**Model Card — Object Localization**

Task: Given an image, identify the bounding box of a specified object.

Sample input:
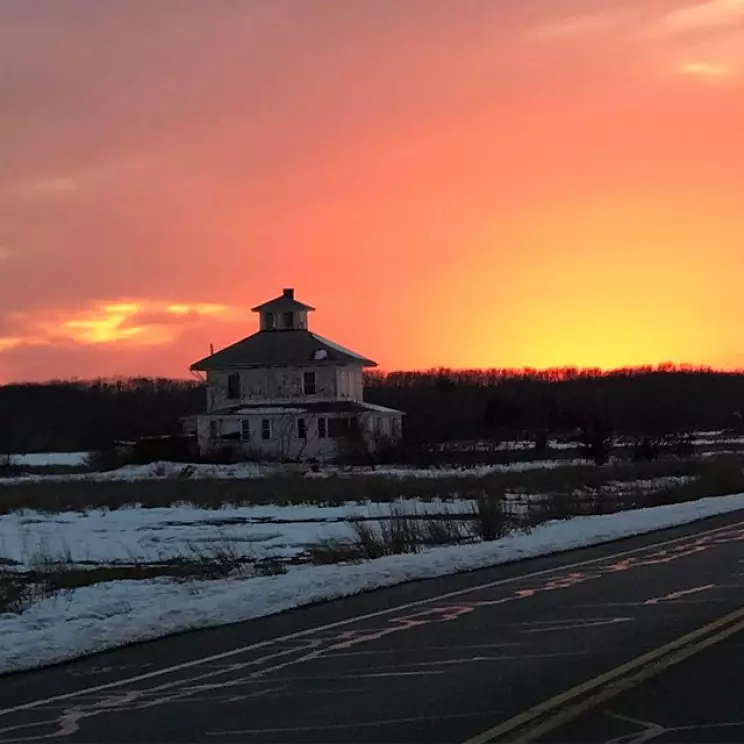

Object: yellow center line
[462,605,744,744]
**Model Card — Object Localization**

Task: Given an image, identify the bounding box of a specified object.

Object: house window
[264,312,275,330]
[209,420,219,440]
[303,371,316,395]
[241,420,250,441]
[297,418,307,439]
[261,419,271,440]
[392,418,401,438]
[283,311,294,329]
[227,373,241,400]
[318,417,327,439]
[328,418,350,438]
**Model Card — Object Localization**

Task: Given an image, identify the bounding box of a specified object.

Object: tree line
[2,366,744,454]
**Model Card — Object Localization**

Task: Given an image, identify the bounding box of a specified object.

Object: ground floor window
[318,417,327,438]
[261,419,271,440]
[241,420,250,441]
[297,418,307,439]
[328,417,359,438]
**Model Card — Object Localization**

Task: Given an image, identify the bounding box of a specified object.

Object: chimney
[283,288,294,299]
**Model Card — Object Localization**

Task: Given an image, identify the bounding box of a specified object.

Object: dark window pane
[303,371,316,395]
[227,373,241,400]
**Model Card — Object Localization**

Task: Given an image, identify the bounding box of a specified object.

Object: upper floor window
[227,373,241,400]
[303,371,316,395]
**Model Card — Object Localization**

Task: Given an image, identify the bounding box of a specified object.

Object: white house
[187,288,404,461]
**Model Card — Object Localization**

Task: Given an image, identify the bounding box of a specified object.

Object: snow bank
[3,492,744,674]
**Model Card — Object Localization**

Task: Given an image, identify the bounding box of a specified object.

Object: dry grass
[1,455,736,514]
[307,456,744,564]
[4,455,744,614]
[0,537,286,616]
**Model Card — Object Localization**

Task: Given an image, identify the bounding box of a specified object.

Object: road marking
[519,617,631,632]
[212,709,499,735]
[1,515,743,719]
[644,584,715,605]
[461,605,744,744]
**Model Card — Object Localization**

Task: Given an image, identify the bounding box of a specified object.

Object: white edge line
[0,516,742,717]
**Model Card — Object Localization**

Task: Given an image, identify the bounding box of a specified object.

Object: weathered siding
[335,366,364,401]
[195,409,403,461]
[207,365,340,410]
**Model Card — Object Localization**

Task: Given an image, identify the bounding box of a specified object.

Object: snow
[3,492,744,674]
[0,458,593,485]
[6,452,89,467]
[1,502,471,567]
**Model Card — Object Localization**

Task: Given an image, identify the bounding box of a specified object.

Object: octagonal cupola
[251,288,316,331]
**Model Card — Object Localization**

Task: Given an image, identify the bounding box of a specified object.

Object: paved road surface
[4,509,744,743]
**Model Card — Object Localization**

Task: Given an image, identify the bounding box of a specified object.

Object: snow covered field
[3,491,744,674]
[0,500,476,568]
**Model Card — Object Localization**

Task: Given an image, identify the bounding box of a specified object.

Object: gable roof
[190,330,377,371]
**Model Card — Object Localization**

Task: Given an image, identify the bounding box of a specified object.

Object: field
[3,434,744,674]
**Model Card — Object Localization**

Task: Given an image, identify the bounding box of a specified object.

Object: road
[3,509,744,744]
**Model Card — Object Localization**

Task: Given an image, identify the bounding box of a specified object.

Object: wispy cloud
[657,0,744,35]
[0,300,243,354]
[680,60,732,76]
[524,10,633,40]
[16,157,151,199]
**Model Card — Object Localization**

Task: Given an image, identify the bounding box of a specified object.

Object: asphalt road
[4,509,744,744]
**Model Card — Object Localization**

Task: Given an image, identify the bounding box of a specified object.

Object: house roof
[200,401,405,416]
[190,330,377,371]
[251,288,315,314]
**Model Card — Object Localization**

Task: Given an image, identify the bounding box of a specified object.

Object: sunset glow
[1,1,744,382]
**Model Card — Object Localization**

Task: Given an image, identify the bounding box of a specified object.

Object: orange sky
[1,0,744,382]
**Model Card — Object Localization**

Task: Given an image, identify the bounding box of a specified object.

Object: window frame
[226,372,241,400]
[241,419,250,441]
[317,417,327,439]
[297,418,307,440]
[283,311,294,329]
[261,419,272,440]
[303,371,317,395]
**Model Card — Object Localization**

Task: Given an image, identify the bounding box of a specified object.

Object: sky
[1,0,744,382]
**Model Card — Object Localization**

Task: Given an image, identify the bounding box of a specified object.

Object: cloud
[0,300,244,356]
[657,0,744,35]
[524,11,632,40]
[679,60,732,76]
[15,157,151,200]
